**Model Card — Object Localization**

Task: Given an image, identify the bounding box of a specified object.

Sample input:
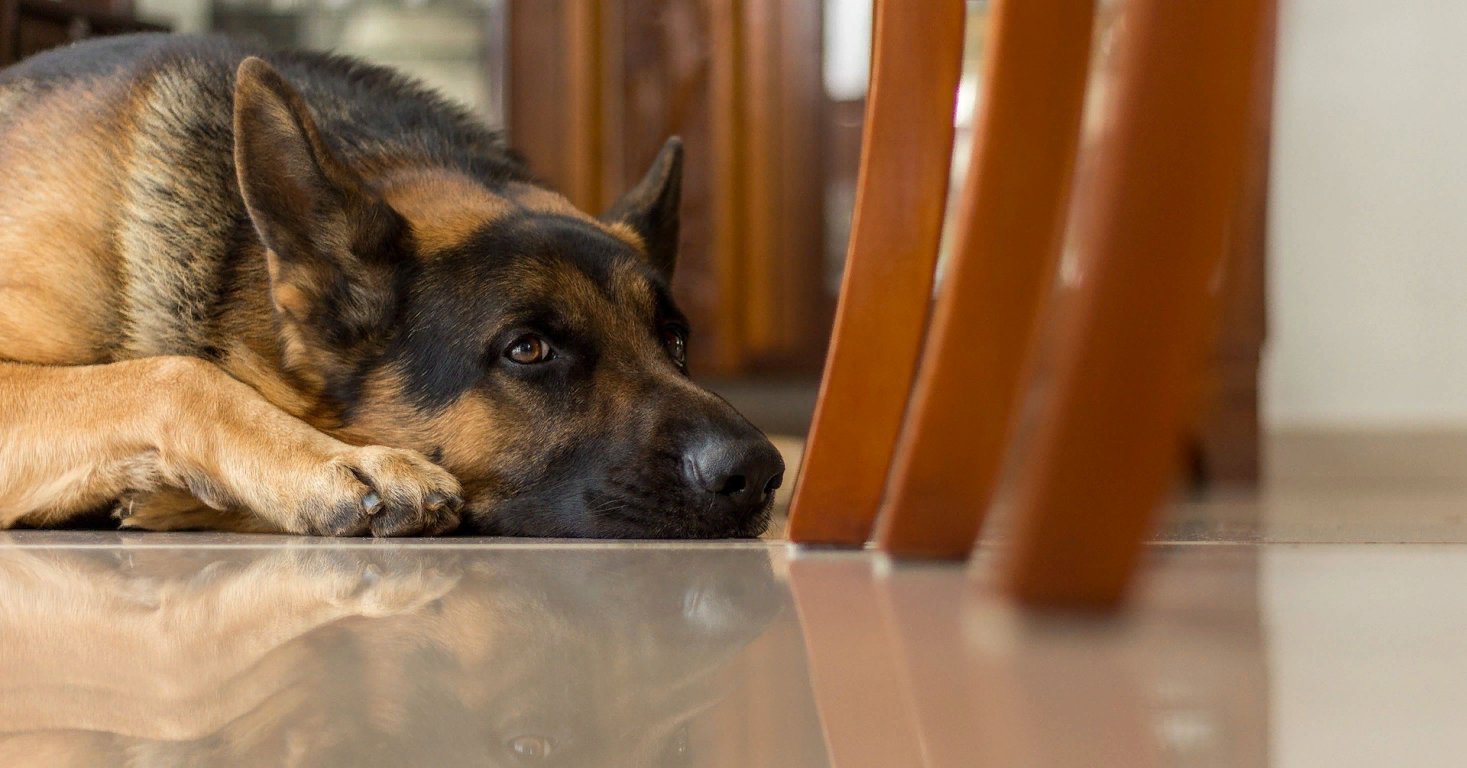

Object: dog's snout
[685,437,785,506]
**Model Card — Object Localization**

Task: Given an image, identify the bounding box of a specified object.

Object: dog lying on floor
[0,34,783,537]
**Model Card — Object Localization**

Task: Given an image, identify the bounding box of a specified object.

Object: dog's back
[0,34,528,366]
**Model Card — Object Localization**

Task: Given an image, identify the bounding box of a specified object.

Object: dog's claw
[111,495,136,520]
[424,491,458,512]
[309,446,462,536]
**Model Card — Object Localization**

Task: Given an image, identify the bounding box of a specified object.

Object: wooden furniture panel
[1192,0,1278,489]
[735,0,826,371]
[1,0,163,66]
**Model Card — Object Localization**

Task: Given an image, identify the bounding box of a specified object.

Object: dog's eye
[505,334,555,365]
[662,326,687,367]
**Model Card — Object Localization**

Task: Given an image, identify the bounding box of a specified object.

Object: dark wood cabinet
[1,0,165,66]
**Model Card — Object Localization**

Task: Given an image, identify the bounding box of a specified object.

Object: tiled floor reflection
[2,534,1465,766]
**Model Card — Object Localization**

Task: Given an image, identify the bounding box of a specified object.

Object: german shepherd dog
[0,34,784,537]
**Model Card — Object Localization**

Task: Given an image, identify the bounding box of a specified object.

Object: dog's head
[231,58,783,538]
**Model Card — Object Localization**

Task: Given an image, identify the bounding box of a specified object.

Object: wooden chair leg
[1003,0,1269,607]
[785,0,965,546]
[874,0,1095,559]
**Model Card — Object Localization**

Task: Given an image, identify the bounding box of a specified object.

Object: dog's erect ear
[602,136,682,280]
[233,57,405,381]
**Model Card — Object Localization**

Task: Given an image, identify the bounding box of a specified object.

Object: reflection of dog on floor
[0,34,783,538]
[0,543,786,765]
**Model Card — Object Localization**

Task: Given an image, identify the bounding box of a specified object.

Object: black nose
[685,437,785,506]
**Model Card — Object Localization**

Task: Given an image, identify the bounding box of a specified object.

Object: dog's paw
[305,447,463,537]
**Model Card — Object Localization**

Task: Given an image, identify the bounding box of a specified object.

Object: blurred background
[6,0,1466,536]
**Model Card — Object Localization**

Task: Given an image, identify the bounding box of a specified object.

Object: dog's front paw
[304,446,463,537]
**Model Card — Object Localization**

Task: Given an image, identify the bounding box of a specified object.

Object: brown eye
[662,327,687,367]
[505,334,554,364]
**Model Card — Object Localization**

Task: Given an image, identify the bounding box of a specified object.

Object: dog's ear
[233,57,404,383]
[602,136,682,280]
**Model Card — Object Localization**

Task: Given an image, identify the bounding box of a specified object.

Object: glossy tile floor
[2,531,1465,767]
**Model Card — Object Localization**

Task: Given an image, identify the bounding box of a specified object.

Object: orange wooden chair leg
[875,0,1095,559]
[785,0,965,546]
[1003,0,1269,607]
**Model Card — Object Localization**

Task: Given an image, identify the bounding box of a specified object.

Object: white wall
[134,0,208,34]
[1266,0,1467,428]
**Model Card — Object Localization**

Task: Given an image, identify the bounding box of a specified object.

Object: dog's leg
[0,357,462,535]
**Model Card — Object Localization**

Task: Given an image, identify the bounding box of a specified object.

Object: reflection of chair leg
[787,557,925,765]
[875,566,1160,767]
[876,0,1095,560]
[785,0,965,547]
[1003,0,1269,607]
[873,567,986,764]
